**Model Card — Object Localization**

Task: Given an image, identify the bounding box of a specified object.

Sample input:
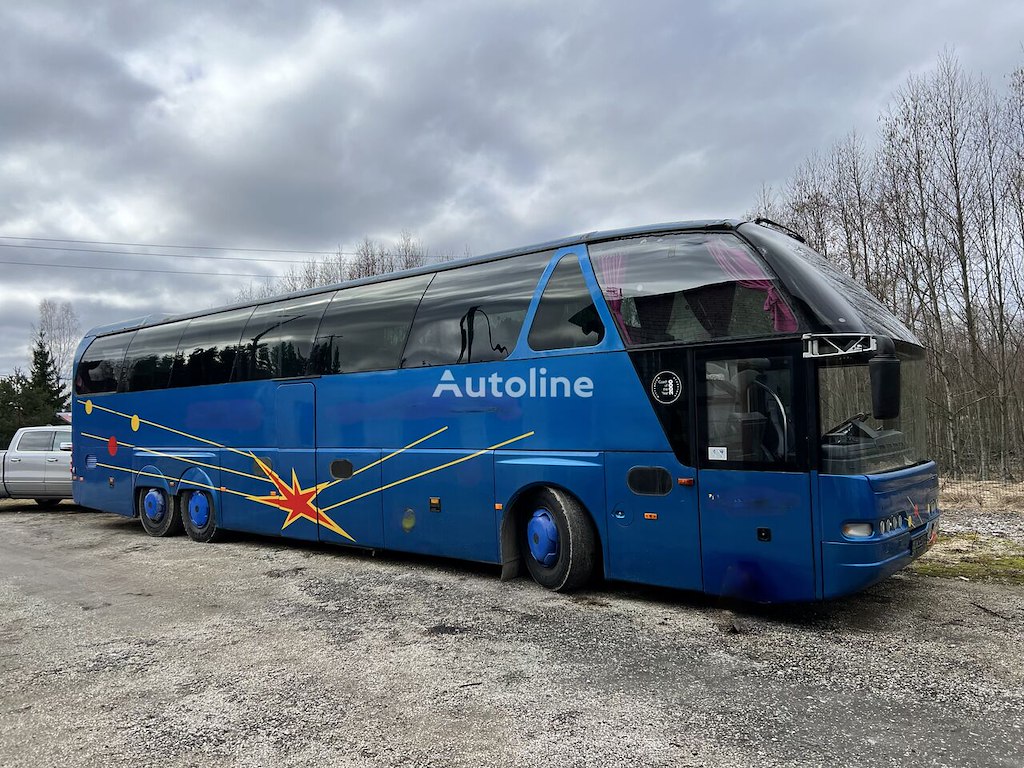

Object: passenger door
[6,430,54,497]
[694,346,816,602]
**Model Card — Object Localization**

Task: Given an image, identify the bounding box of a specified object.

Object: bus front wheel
[522,486,597,592]
[138,487,183,537]
[181,490,225,543]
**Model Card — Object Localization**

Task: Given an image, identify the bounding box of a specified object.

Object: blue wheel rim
[189,492,210,528]
[143,489,165,522]
[527,508,559,567]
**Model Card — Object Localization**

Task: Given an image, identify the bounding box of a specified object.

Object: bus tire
[522,486,597,592]
[181,490,225,543]
[138,487,183,537]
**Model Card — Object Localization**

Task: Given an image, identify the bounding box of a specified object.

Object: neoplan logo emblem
[651,371,682,405]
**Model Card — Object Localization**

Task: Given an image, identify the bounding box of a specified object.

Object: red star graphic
[247,468,320,528]
[245,459,354,541]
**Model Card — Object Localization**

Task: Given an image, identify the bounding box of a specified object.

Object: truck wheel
[181,490,225,543]
[34,499,61,510]
[138,488,183,537]
[522,486,598,592]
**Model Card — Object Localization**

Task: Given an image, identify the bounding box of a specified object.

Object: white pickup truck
[0,425,73,508]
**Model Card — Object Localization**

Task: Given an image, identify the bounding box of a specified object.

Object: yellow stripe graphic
[81,432,273,484]
[79,399,259,461]
[319,431,534,513]
[95,463,256,499]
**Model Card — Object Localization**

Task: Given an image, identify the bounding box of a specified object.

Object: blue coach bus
[71,219,939,602]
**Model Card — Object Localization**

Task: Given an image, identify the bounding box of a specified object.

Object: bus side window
[402,251,551,367]
[75,332,135,395]
[234,294,333,381]
[122,322,187,392]
[169,307,253,388]
[310,274,431,375]
[527,254,605,351]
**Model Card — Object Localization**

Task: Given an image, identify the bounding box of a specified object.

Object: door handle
[10,457,21,462]
[46,457,59,462]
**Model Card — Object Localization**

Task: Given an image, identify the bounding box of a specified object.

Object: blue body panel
[604,452,702,591]
[380,449,496,561]
[315,449,383,548]
[698,469,816,601]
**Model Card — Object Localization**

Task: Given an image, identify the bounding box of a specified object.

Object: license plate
[911,523,935,556]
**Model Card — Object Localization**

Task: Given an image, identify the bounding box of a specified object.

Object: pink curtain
[706,237,798,332]
[595,253,632,343]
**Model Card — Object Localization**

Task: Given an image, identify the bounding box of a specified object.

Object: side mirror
[869,355,900,420]
[59,442,73,451]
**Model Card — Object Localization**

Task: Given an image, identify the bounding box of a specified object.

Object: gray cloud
[1,0,1022,376]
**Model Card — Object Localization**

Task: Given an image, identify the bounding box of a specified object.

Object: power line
[0,258,273,279]
[0,234,341,255]
[0,242,342,265]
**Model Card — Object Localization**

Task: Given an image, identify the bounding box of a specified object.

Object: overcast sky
[1,0,1022,377]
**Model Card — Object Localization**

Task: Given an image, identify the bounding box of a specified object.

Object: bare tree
[758,51,1024,483]
[35,299,80,396]
[393,230,427,271]
[233,233,430,301]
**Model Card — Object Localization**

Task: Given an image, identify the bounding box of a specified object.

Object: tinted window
[402,252,551,367]
[528,255,605,351]
[123,322,186,392]
[236,294,333,380]
[17,431,54,451]
[75,332,135,394]
[590,233,800,346]
[311,275,431,374]
[169,307,254,388]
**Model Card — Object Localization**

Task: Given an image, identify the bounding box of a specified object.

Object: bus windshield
[818,352,929,475]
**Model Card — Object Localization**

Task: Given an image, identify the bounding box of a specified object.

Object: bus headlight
[843,522,873,538]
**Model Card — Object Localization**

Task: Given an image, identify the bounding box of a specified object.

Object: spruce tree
[24,331,65,425]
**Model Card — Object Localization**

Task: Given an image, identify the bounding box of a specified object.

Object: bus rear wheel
[181,490,225,543]
[522,486,597,592]
[139,487,183,537]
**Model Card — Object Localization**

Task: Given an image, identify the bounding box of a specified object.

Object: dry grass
[939,479,1024,510]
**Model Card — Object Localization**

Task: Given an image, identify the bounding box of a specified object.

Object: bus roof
[84,219,742,337]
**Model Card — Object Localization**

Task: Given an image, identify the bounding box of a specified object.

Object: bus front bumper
[822,515,940,599]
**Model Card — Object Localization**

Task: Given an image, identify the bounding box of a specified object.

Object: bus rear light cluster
[842,522,873,538]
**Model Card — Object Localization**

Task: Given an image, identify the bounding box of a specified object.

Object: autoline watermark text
[432,368,594,398]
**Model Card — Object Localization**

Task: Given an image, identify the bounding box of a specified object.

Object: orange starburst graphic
[246,458,354,541]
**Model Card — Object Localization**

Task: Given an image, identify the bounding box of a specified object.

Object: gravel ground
[937,504,1024,544]
[1,499,1022,768]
